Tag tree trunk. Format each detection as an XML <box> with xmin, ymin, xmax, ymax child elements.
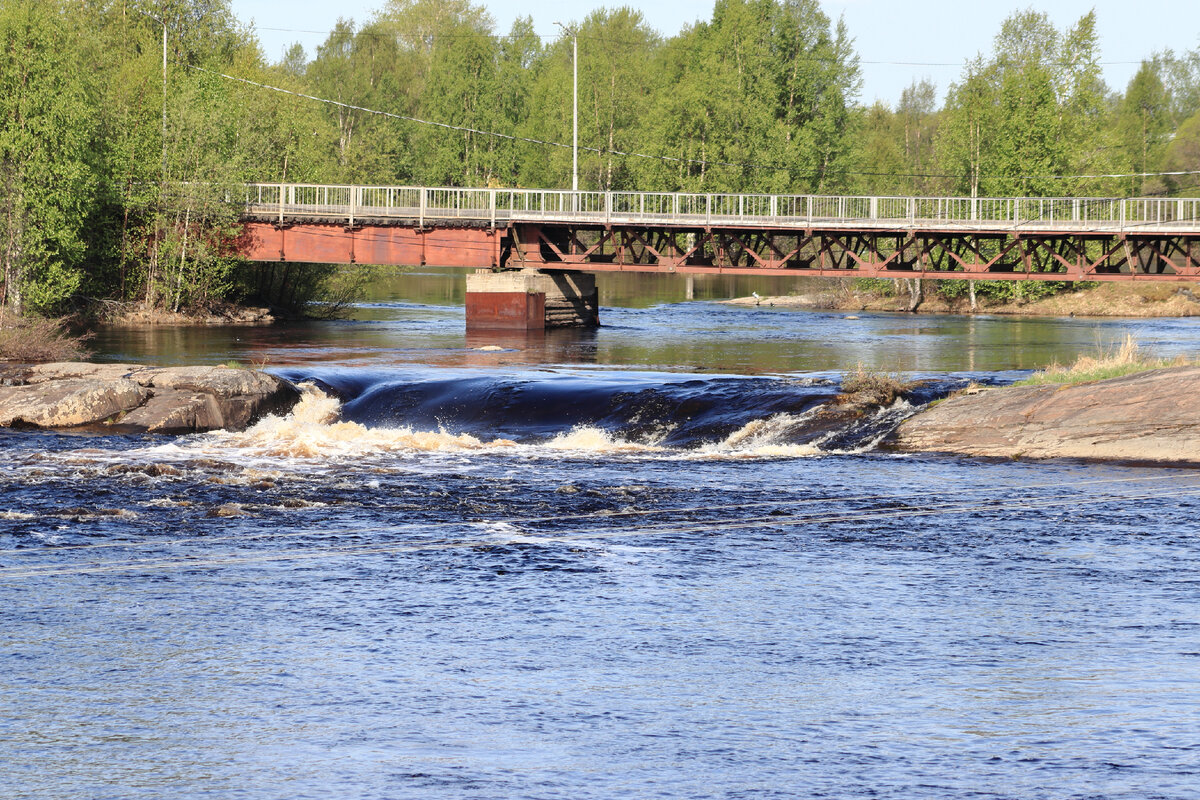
<box><xmin>968</xmin><ymin>280</ymin><xmax>977</xmax><ymax>312</ymax></box>
<box><xmin>173</xmin><ymin>206</ymin><xmax>191</xmax><ymax>312</ymax></box>
<box><xmin>907</xmin><ymin>278</ymin><xmax>924</xmax><ymax>312</ymax></box>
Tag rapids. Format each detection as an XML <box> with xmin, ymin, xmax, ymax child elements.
<box><xmin>4</xmin><ymin>284</ymin><xmax>1200</xmax><ymax>799</ymax></box>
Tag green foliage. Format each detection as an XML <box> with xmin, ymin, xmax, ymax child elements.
<box><xmin>0</xmin><ymin>0</ymin><xmax>96</xmax><ymax>314</ymax></box>
<box><xmin>239</xmin><ymin>262</ymin><xmax>371</xmax><ymax>318</ymax></box>
<box><xmin>935</xmin><ymin>279</ymin><xmax>970</xmax><ymax>300</ymax></box>
<box><xmin>853</xmin><ymin>278</ymin><xmax>896</xmax><ymax>296</ymax></box>
<box><xmin>1117</xmin><ymin>60</ymin><xmax>1173</xmax><ymax>195</ymax></box>
<box><xmin>936</xmin><ymin>10</ymin><xmax>1115</xmax><ymax>198</ymax></box>
<box><xmin>1162</xmin><ymin>110</ymin><xmax>1200</xmax><ymax>196</ymax></box>
<box><xmin>1</xmin><ymin>0</ymin><xmax>1199</xmax><ymax>319</ymax></box>
<box><xmin>972</xmin><ymin>280</ymin><xmax>1064</xmax><ymax>305</ymax></box>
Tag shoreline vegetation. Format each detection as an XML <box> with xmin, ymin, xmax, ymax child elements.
<box><xmin>0</xmin><ymin>312</ymin><xmax>91</xmax><ymax>363</ymax></box>
<box><xmin>727</xmin><ymin>280</ymin><xmax>1200</xmax><ymax>318</ymax></box>
<box><xmin>1</xmin><ymin>1</ymin><xmax>1198</xmax><ymax>329</ymax></box>
<box><xmin>1014</xmin><ymin>335</ymin><xmax>1187</xmax><ymax>386</ymax></box>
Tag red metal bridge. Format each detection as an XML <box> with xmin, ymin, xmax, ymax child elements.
<box><xmin>239</xmin><ymin>184</ymin><xmax>1200</xmax><ymax>281</ymax></box>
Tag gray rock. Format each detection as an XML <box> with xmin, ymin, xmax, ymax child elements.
<box><xmin>0</xmin><ymin>362</ymin><xmax>301</xmax><ymax>434</ymax></box>
<box><xmin>890</xmin><ymin>366</ymin><xmax>1200</xmax><ymax>462</ymax></box>
<box><xmin>114</xmin><ymin>390</ymin><xmax>227</xmax><ymax>434</ymax></box>
<box><xmin>15</xmin><ymin>362</ymin><xmax>143</xmax><ymax>385</ymax></box>
<box><xmin>0</xmin><ymin>379</ymin><xmax>149</xmax><ymax>428</ymax></box>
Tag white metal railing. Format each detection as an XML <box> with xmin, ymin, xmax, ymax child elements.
<box><xmin>241</xmin><ymin>184</ymin><xmax>1200</xmax><ymax>233</ymax></box>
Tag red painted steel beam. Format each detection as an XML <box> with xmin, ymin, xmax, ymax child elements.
<box><xmin>236</xmin><ymin>219</ymin><xmax>1200</xmax><ymax>283</ymax></box>
<box><xmin>238</xmin><ymin>221</ymin><xmax>501</xmax><ymax>268</ymax></box>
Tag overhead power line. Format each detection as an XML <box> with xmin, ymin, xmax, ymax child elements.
<box><xmin>185</xmin><ymin>63</ymin><xmax>799</xmax><ymax>173</ymax></box>
<box><xmin>187</xmin><ymin>63</ymin><xmax>1200</xmax><ymax>186</ymax></box>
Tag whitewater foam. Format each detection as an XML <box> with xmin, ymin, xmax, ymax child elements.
<box><xmin>545</xmin><ymin>426</ymin><xmax>665</xmax><ymax>454</ymax></box>
<box><xmin>199</xmin><ymin>385</ymin><xmax>519</xmax><ymax>460</ymax></box>
<box><xmin>693</xmin><ymin>411</ymin><xmax>824</xmax><ymax>459</ymax></box>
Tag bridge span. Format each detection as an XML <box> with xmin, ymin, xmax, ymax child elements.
<box><xmin>237</xmin><ymin>184</ymin><xmax>1200</xmax><ymax>328</ymax></box>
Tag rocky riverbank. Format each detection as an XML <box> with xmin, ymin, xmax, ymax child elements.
<box><xmin>3</xmin><ymin>361</ymin><xmax>1196</xmax><ymax>464</ymax></box>
<box><xmin>0</xmin><ymin>363</ymin><xmax>299</xmax><ymax>434</ymax></box>
<box><xmin>889</xmin><ymin>366</ymin><xmax>1200</xmax><ymax>463</ymax></box>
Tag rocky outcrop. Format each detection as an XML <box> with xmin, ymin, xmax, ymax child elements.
<box><xmin>889</xmin><ymin>366</ymin><xmax>1200</xmax><ymax>463</ymax></box>
<box><xmin>0</xmin><ymin>362</ymin><xmax>300</xmax><ymax>434</ymax></box>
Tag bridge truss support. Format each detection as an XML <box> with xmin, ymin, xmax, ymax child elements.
<box><xmin>465</xmin><ymin>269</ymin><xmax>599</xmax><ymax>330</ymax></box>
<box><xmin>506</xmin><ymin>223</ymin><xmax>1200</xmax><ymax>282</ymax></box>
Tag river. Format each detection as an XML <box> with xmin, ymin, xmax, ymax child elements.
<box><xmin>3</xmin><ymin>270</ymin><xmax>1199</xmax><ymax>799</ymax></box>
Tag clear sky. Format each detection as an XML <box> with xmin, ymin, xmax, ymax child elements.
<box><xmin>230</xmin><ymin>0</ymin><xmax>1200</xmax><ymax>106</ymax></box>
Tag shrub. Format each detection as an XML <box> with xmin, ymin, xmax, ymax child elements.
<box><xmin>0</xmin><ymin>312</ymin><xmax>91</xmax><ymax>362</ymax></box>
<box><xmin>839</xmin><ymin>363</ymin><xmax>913</xmax><ymax>406</ymax></box>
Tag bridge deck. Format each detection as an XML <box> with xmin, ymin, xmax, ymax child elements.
<box><xmin>238</xmin><ymin>184</ymin><xmax>1200</xmax><ymax>281</ymax></box>
<box><xmin>243</xmin><ymin>184</ymin><xmax>1200</xmax><ymax>235</ymax></box>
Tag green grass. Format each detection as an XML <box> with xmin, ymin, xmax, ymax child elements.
<box><xmin>1016</xmin><ymin>336</ymin><xmax>1185</xmax><ymax>386</ymax></box>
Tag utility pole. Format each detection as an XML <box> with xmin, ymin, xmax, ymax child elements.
<box><xmin>136</xmin><ymin>9</ymin><xmax>168</xmax><ymax>311</ymax></box>
<box><xmin>554</xmin><ymin>22</ymin><xmax>578</xmax><ymax>193</ymax></box>
<box><xmin>137</xmin><ymin>10</ymin><xmax>167</xmax><ymax>183</ymax></box>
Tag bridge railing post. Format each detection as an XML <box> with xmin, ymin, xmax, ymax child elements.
<box><xmin>279</xmin><ymin>182</ymin><xmax>285</xmax><ymax>224</ymax></box>
<box><xmin>419</xmin><ymin>187</ymin><xmax>426</xmax><ymax>228</ymax></box>
<box><xmin>349</xmin><ymin>185</ymin><xmax>356</xmax><ymax>227</ymax></box>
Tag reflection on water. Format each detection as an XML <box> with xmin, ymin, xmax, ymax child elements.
<box><xmin>89</xmin><ymin>268</ymin><xmax>1200</xmax><ymax>374</ymax></box>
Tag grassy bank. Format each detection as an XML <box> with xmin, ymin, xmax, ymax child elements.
<box><xmin>1016</xmin><ymin>336</ymin><xmax>1187</xmax><ymax>386</ymax></box>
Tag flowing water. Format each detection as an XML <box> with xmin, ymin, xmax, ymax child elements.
<box><xmin>4</xmin><ymin>271</ymin><xmax>1200</xmax><ymax>799</ymax></box>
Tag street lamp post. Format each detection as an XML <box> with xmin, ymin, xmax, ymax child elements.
<box><xmin>554</xmin><ymin>22</ymin><xmax>578</xmax><ymax>193</ymax></box>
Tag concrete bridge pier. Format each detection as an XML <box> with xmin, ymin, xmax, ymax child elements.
<box><xmin>465</xmin><ymin>269</ymin><xmax>599</xmax><ymax>330</ymax></box>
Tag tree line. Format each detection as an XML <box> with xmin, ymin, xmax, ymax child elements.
<box><xmin>1</xmin><ymin>0</ymin><xmax>1199</xmax><ymax>317</ymax></box>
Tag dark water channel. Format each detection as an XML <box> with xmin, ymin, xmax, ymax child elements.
<box><xmin>3</xmin><ymin>270</ymin><xmax>1200</xmax><ymax>798</ymax></box>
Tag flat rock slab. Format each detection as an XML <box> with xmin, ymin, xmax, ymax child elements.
<box><xmin>890</xmin><ymin>366</ymin><xmax>1200</xmax><ymax>463</ymax></box>
<box><xmin>0</xmin><ymin>379</ymin><xmax>149</xmax><ymax>428</ymax></box>
<box><xmin>0</xmin><ymin>362</ymin><xmax>300</xmax><ymax>434</ymax></box>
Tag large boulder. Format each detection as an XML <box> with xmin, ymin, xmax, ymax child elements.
<box><xmin>889</xmin><ymin>366</ymin><xmax>1200</xmax><ymax>462</ymax></box>
<box><xmin>0</xmin><ymin>378</ymin><xmax>149</xmax><ymax>428</ymax></box>
<box><xmin>125</xmin><ymin>366</ymin><xmax>300</xmax><ymax>431</ymax></box>
<box><xmin>0</xmin><ymin>363</ymin><xmax>300</xmax><ymax>434</ymax></box>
